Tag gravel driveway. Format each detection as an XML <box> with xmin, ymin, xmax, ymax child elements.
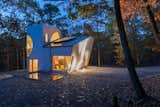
<box><xmin>0</xmin><ymin>66</ymin><xmax>160</xmax><ymax>107</ymax></box>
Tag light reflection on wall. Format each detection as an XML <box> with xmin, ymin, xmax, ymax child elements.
<box><xmin>69</xmin><ymin>37</ymin><xmax>94</xmax><ymax>72</ymax></box>
<box><xmin>76</xmin><ymin>38</ymin><xmax>88</xmax><ymax>69</ymax></box>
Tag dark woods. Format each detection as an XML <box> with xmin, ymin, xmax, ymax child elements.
<box><xmin>0</xmin><ymin>36</ymin><xmax>26</xmax><ymax>72</ymax></box>
<box><xmin>89</xmin><ymin>33</ymin><xmax>160</xmax><ymax>67</ymax></box>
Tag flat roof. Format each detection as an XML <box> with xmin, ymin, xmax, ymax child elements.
<box><xmin>44</xmin><ymin>36</ymin><xmax>89</xmax><ymax>47</ymax></box>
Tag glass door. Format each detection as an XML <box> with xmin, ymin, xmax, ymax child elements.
<box><xmin>29</xmin><ymin>59</ymin><xmax>38</xmax><ymax>72</ymax></box>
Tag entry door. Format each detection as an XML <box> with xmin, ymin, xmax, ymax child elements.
<box><xmin>29</xmin><ymin>59</ymin><xmax>38</xmax><ymax>72</ymax></box>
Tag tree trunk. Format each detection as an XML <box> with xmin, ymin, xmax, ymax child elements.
<box><xmin>16</xmin><ymin>48</ymin><xmax>19</xmax><ymax>70</ymax></box>
<box><xmin>24</xmin><ymin>36</ymin><xmax>27</xmax><ymax>69</ymax></box>
<box><xmin>136</xmin><ymin>55</ymin><xmax>140</xmax><ymax>65</ymax></box>
<box><xmin>23</xmin><ymin>48</ymin><xmax>26</xmax><ymax>69</ymax></box>
<box><xmin>6</xmin><ymin>48</ymin><xmax>10</xmax><ymax>71</ymax></box>
<box><xmin>143</xmin><ymin>0</ymin><xmax>160</xmax><ymax>44</ymax></box>
<box><xmin>97</xmin><ymin>45</ymin><xmax>101</xmax><ymax>66</ymax></box>
<box><xmin>114</xmin><ymin>0</ymin><xmax>147</xmax><ymax>100</ymax></box>
<box><xmin>97</xmin><ymin>3</ymin><xmax>101</xmax><ymax>67</ymax></box>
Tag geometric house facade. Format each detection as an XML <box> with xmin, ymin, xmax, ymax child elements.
<box><xmin>26</xmin><ymin>24</ymin><xmax>94</xmax><ymax>73</ymax></box>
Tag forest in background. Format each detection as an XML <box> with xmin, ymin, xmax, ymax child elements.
<box><xmin>0</xmin><ymin>0</ymin><xmax>160</xmax><ymax>71</ymax></box>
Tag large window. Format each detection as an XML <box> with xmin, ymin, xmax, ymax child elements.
<box><xmin>29</xmin><ymin>59</ymin><xmax>38</xmax><ymax>72</ymax></box>
<box><xmin>44</xmin><ymin>32</ymin><xmax>61</xmax><ymax>46</ymax></box>
<box><xmin>52</xmin><ymin>56</ymin><xmax>72</xmax><ymax>71</ymax></box>
<box><xmin>26</xmin><ymin>35</ymin><xmax>33</xmax><ymax>57</ymax></box>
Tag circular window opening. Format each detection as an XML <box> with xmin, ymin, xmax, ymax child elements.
<box><xmin>26</xmin><ymin>35</ymin><xmax>33</xmax><ymax>57</ymax></box>
<box><xmin>50</xmin><ymin>32</ymin><xmax>60</xmax><ymax>42</ymax></box>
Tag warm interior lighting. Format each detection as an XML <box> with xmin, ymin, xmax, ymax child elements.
<box><xmin>50</xmin><ymin>32</ymin><xmax>60</xmax><ymax>42</ymax></box>
<box><xmin>26</xmin><ymin>35</ymin><xmax>33</xmax><ymax>57</ymax></box>
<box><xmin>29</xmin><ymin>59</ymin><xmax>38</xmax><ymax>72</ymax></box>
<box><xmin>29</xmin><ymin>60</ymin><xmax>33</xmax><ymax>72</ymax></box>
<box><xmin>52</xmin><ymin>56</ymin><xmax>72</xmax><ymax>71</ymax></box>
<box><xmin>50</xmin><ymin>32</ymin><xmax>61</xmax><ymax>46</ymax></box>
<box><xmin>50</xmin><ymin>43</ymin><xmax>62</xmax><ymax>46</ymax></box>
<box><xmin>45</xmin><ymin>33</ymin><xmax>49</xmax><ymax>42</ymax></box>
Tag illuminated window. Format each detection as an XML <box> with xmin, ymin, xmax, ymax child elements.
<box><xmin>50</xmin><ymin>32</ymin><xmax>60</xmax><ymax>42</ymax></box>
<box><xmin>52</xmin><ymin>56</ymin><xmax>72</xmax><ymax>71</ymax></box>
<box><xmin>26</xmin><ymin>35</ymin><xmax>33</xmax><ymax>57</ymax></box>
<box><xmin>45</xmin><ymin>33</ymin><xmax>49</xmax><ymax>42</ymax></box>
<box><xmin>50</xmin><ymin>43</ymin><xmax>62</xmax><ymax>46</ymax></box>
<box><xmin>29</xmin><ymin>59</ymin><xmax>38</xmax><ymax>72</ymax></box>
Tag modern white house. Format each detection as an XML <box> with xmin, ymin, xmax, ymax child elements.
<box><xmin>26</xmin><ymin>24</ymin><xmax>94</xmax><ymax>73</ymax></box>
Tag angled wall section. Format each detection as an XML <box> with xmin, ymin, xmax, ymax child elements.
<box><xmin>70</xmin><ymin>36</ymin><xmax>94</xmax><ymax>72</ymax></box>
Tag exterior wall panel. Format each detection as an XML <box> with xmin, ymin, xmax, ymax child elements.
<box><xmin>27</xmin><ymin>24</ymin><xmax>51</xmax><ymax>72</ymax></box>
<box><xmin>51</xmin><ymin>47</ymin><xmax>72</xmax><ymax>56</ymax></box>
<box><xmin>70</xmin><ymin>37</ymin><xmax>94</xmax><ymax>72</ymax></box>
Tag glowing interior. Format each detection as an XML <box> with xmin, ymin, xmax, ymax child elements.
<box><xmin>50</xmin><ymin>43</ymin><xmax>62</xmax><ymax>46</ymax></box>
<box><xmin>52</xmin><ymin>56</ymin><xmax>72</xmax><ymax>71</ymax></box>
<box><xmin>50</xmin><ymin>32</ymin><xmax>60</xmax><ymax>42</ymax></box>
<box><xmin>29</xmin><ymin>59</ymin><xmax>38</xmax><ymax>72</ymax></box>
<box><xmin>26</xmin><ymin>35</ymin><xmax>33</xmax><ymax>57</ymax></box>
<box><xmin>45</xmin><ymin>33</ymin><xmax>49</xmax><ymax>42</ymax></box>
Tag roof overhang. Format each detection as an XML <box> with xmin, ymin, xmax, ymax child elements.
<box><xmin>43</xmin><ymin>36</ymin><xmax>89</xmax><ymax>48</ymax></box>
